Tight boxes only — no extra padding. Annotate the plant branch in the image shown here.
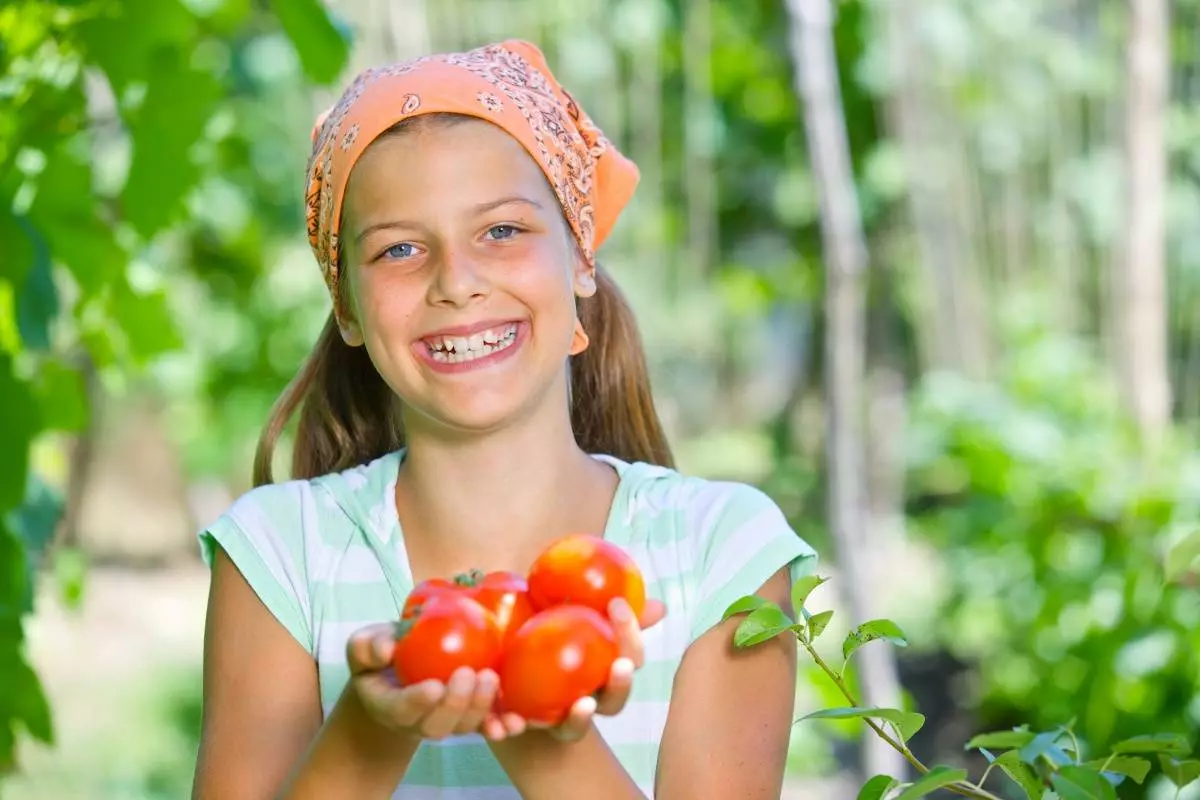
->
[799,635,1005,800]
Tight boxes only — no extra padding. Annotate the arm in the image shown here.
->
[488,724,645,800]
[654,566,797,800]
[192,546,419,800]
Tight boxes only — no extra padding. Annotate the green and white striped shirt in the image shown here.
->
[200,450,816,798]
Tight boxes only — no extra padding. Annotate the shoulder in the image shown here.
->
[614,458,806,548]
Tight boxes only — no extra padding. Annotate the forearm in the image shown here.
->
[489,726,645,800]
[278,685,419,799]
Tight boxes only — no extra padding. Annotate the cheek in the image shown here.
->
[350,271,420,338]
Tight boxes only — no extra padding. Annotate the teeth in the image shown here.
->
[426,324,518,363]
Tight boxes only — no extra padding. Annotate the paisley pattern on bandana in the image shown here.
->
[302,40,639,322]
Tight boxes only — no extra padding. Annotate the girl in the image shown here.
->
[192,39,816,800]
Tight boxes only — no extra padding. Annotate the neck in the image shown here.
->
[394,389,616,570]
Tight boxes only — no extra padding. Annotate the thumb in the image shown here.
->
[346,622,398,675]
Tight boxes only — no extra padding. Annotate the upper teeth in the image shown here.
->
[427,324,518,354]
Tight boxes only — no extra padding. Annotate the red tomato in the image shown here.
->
[402,570,534,645]
[497,605,619,724]
[527,534,647,620]
[401,577,458,619]
[463,570,535,646]
[392,594,503,686]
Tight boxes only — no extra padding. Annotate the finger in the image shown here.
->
[420,667,476,740]
[482,713,508,742]
[594,657,634,716]
[554,695,597,742]
[346,623,398,674]
[356,675,443,728]
[500,712,527,738]
[638,599,667,629]
[453,669,499,734]
[609,599,644,667]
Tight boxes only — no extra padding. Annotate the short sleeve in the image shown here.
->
[688,482,818,642]
[198,481,315,654]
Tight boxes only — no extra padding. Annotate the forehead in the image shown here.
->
[343,118,556,220]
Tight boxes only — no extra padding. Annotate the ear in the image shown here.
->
[335,305,364,347]
[572,260,597,299]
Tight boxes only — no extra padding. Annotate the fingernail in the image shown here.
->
[374,637,392,661]
[576,695,598,715]
[612,657,634,678]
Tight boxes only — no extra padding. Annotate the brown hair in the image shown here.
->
[253,119,674,485]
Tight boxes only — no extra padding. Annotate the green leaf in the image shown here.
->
[0,355,40,509]
[1019,730,1074,768]
[16,245,57,352]
[843,619,908,661]
[122,50,221,237]
[5,473,66,612]
[1158,754,1200,788]
[1082,756,1150,784]
[791,574,827,614]
[857,774,900,800]
[52,547,87,610]
[722,595,768,621]
[798,706,926,742]
[1050,765,1118,800]
[807,609,834,640]
[992,750,1045,799]
[268,0,352,84]
[894,765,968,799]
[733,604,793,647]
[1165,525,1200,582]
[33,358,89,433]
[1110,733,1189,757]
[110,282,182,364]
[966,727,1036,751]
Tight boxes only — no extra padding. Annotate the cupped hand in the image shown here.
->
[347,623,500,741]
[481,598,667,743]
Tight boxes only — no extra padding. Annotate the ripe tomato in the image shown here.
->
[392,593,502,686]
[497,605,618,724]
[402,570,534,645]
[527,534,646,620]
[462,570,535,646]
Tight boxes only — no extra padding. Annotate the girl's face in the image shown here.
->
[339,118,595,436]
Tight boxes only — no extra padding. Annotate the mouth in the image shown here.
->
[420,322,521,364]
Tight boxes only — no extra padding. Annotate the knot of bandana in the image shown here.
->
[304,39,640,314]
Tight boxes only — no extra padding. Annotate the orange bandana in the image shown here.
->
[305,39,639,314]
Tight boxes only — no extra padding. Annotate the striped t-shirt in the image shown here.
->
[199,450,816,798]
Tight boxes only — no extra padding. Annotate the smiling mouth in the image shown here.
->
[422,323,520,364]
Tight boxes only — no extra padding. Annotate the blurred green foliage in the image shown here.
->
[0,0,348,774]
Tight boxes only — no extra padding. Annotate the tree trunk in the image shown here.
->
[783,0,907,783]
[1117,0,1171,437]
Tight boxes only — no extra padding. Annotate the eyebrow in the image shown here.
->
[353,195,544,243]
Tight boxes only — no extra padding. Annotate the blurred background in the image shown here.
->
[2,0,1198,797]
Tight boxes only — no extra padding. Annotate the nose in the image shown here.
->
[427,247,491,308]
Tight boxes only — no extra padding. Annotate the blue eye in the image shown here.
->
[383,242,415,259]
[486,225,518,241]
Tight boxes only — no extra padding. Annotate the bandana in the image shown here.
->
[304,39,639,316]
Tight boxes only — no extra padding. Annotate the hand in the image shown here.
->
[481,598,668,743]
[347,622,500,741]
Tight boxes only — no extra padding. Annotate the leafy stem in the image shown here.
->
[798,635,1004,800]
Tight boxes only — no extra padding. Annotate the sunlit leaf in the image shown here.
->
[722,595,769,621]
[76,0,196,94]
[268,0,351,84]
[791,574,827,614]
[1050,765,1118,800]
[798,706,925,741]
[857,774,899,800]
[1081,756,1150,784]
[1110,733,1189,757]
[966,727,1036,751]
[894,765,968,799]
[733,603,793,647]
[808,609,834,640]
[122,51,221,237]
[1165,525,1200,583]
[33,358,88,433]
[990,749,1044,799]
[0,356,39,509]
[1158,755,1200,788]
[110,282,183,365]
[843,619,908,661]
